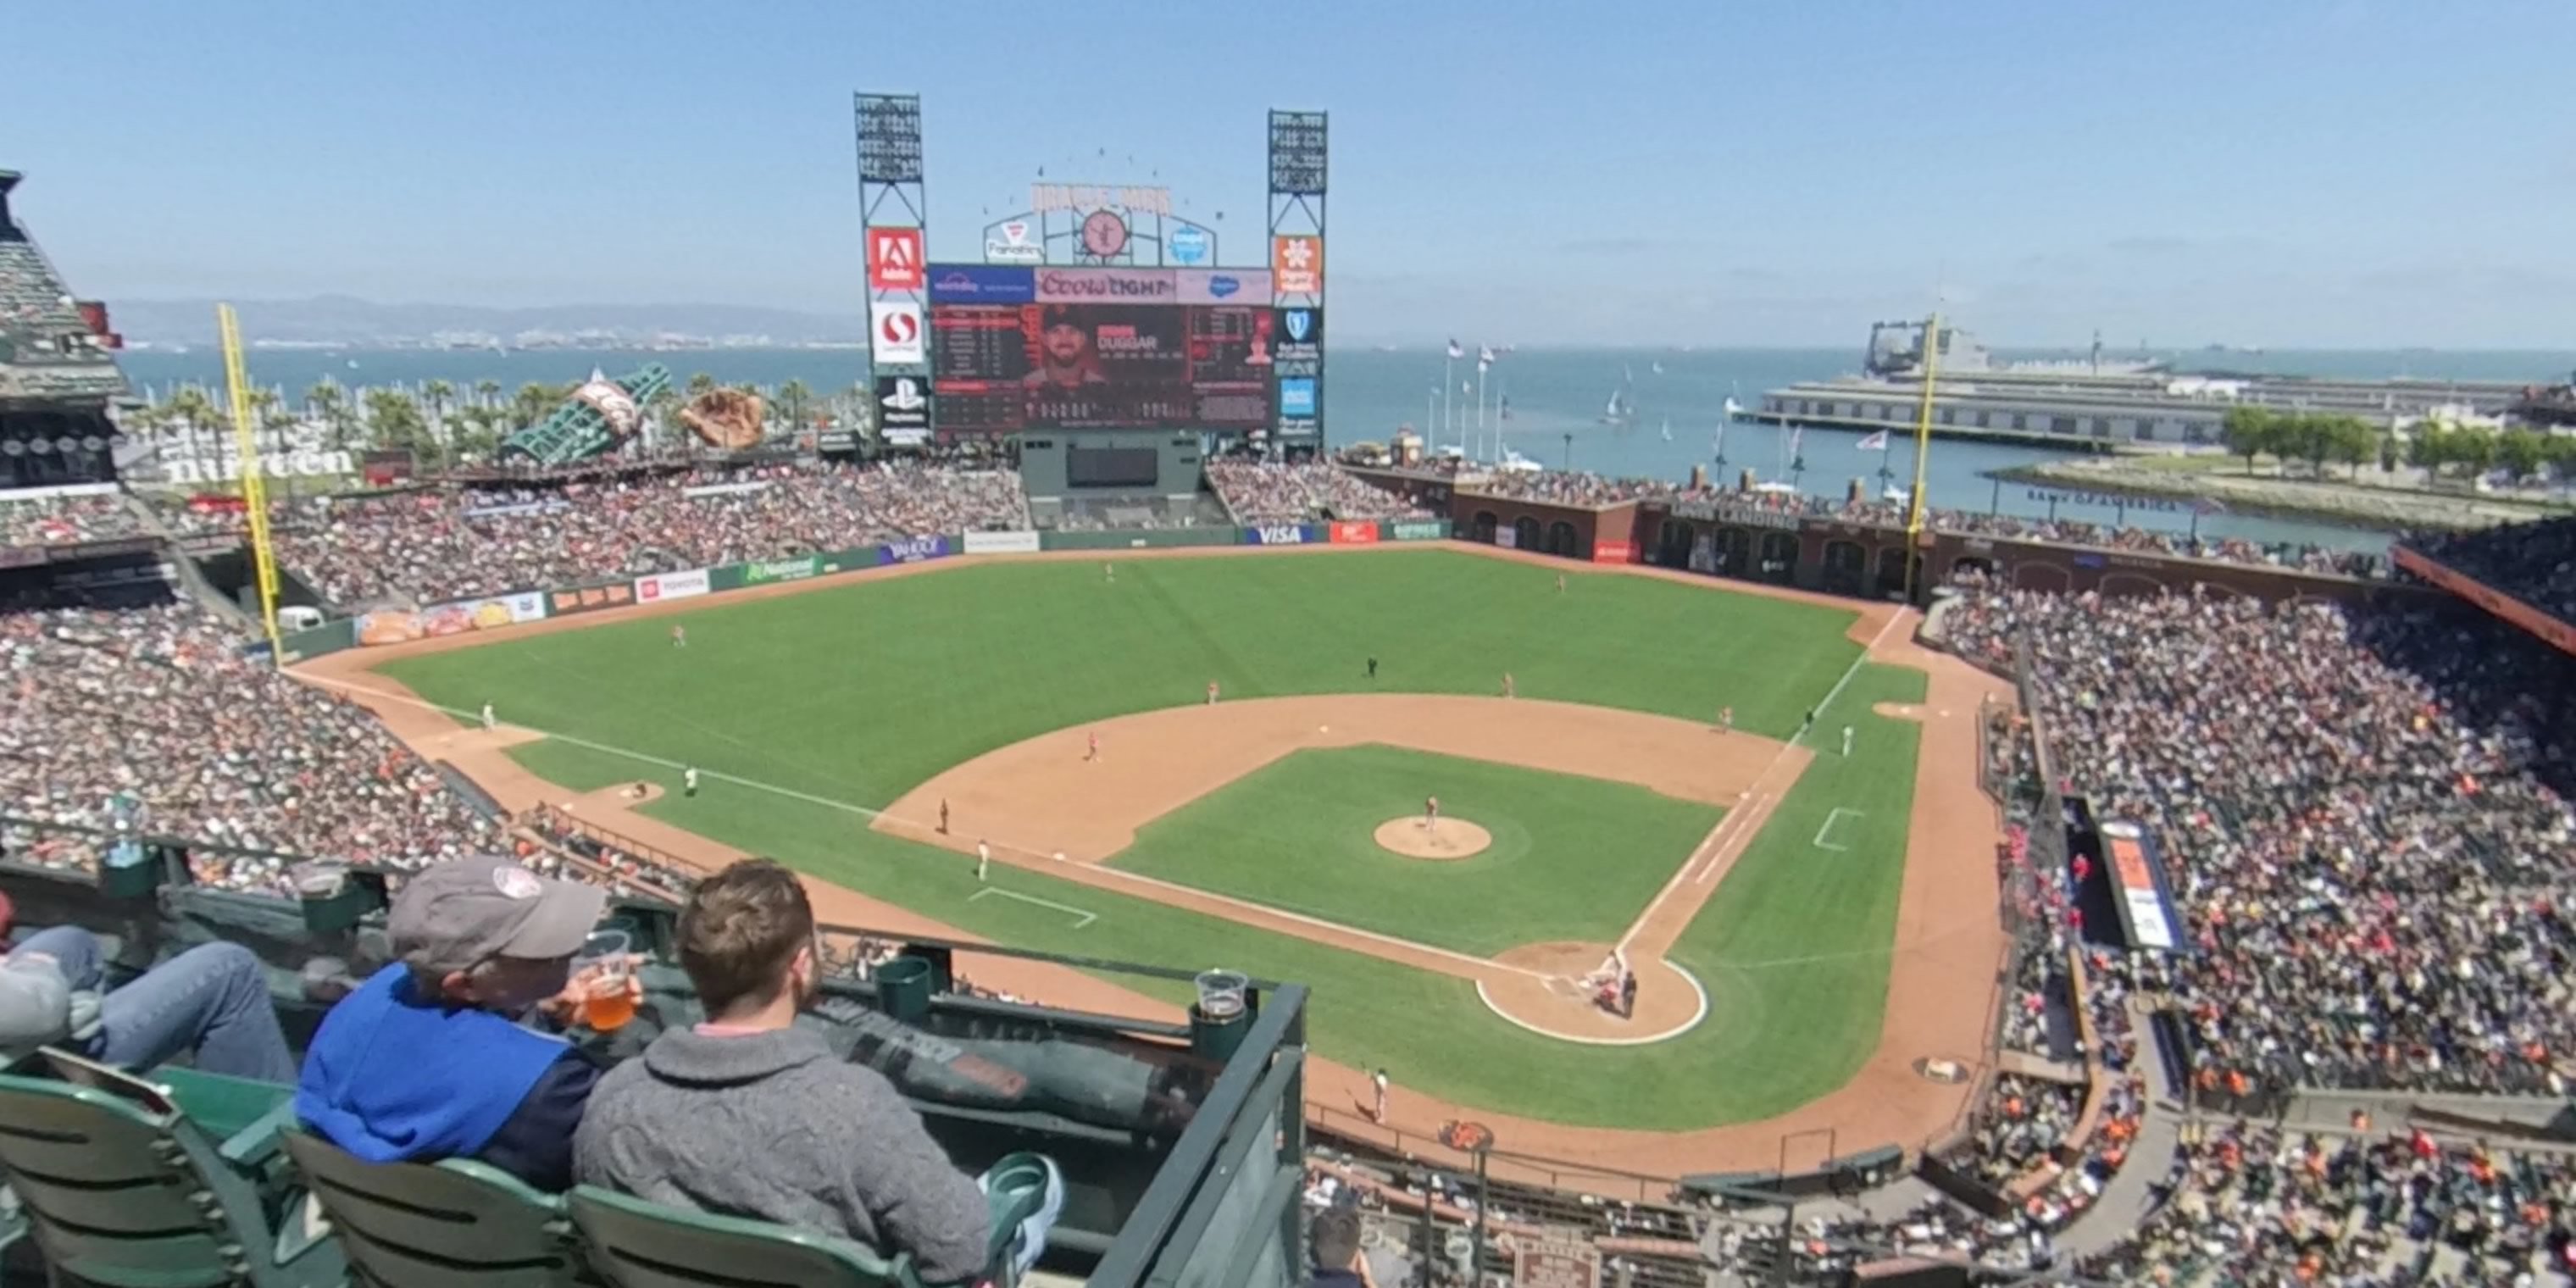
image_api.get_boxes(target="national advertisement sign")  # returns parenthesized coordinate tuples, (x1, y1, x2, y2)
(1243, 525, 1311, 546)
(872, 302, 926, 365)
(1034, 268, 1178, 303)
(1174, 270, 1269, 304)
(962, 530, 1041, 555)
(1167, 225, 1212, 265)
(1274, 307, 1322, 364)
(634, 569, 711, 602)
(1328, 521, 1378, 546)
(741, 555, 821, 586)
(1390, 520, 1448, 541)
(875, 375, 932, 435)
(866, 227, 926, 291)
(1271, 235, 1324, 294)
(878, 535, 951, 565)
(930, 264, 1036, 303)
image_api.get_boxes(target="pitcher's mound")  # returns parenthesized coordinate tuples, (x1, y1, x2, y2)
(1374, 816, 1491, 861)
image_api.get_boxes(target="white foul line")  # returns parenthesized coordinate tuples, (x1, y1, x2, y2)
(969, 886, 1098, 929)
(1613, 605, 1913, 954)
(1813, 807, 1863, 852)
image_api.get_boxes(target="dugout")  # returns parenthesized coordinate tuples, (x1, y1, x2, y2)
(1016, 430, 1205, 523)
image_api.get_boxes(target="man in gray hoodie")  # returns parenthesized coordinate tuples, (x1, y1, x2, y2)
(575, 860, 1052, 1283)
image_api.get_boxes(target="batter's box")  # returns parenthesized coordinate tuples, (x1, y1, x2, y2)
(969, 886, 1098, 929)
(1812, 808, 1864, 852)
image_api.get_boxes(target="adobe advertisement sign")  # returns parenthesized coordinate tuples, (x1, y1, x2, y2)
(1271, 236, 1323, 294)
(867, 227, 925, 291)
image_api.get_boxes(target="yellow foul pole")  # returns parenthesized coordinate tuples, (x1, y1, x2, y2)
(217, 304, 284, 658)
(1901, 312, 1941, 602)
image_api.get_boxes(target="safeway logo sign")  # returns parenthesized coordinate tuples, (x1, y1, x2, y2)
(1271, 236, 1324, 293)
(871, 302, 925, 365)
(868, 227, 924, 290)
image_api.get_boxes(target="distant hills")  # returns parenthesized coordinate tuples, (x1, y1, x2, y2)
(110, 296, 864, 347)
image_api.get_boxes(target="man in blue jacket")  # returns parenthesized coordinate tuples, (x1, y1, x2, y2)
(296, 855, 617, 1190)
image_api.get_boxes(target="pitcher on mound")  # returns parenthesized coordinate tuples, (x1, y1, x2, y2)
(1423, 795, 1440, 830)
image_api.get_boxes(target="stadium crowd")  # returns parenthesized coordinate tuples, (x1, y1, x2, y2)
(219, 461, 1032, 607)
(2409, 515, 2576, 625)
(0, 600, 498, 887)
(0, 491, 146, 550)
(2078, 1124, 2576, 1285)
(1946, 585, 2576, 1100)
(1205, 460, 1435, 525)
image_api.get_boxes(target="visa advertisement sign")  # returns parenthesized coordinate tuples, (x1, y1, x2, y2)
(1176, 270, 1271, 304)
(1243, 525, 1313, 546)
(929, 264, 1036, 303)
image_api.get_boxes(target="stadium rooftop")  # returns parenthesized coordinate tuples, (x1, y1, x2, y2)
(0, 168, 130, 405)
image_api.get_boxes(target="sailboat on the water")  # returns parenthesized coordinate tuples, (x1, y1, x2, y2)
(1599, 366, 1637, 426)
(1659, 417, 1673, 442)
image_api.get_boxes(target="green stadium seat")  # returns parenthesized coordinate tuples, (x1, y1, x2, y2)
(0, 1048, 342, 1288)
(281, 1124, 591, 1288)
(568, 1151, 1053, 1288)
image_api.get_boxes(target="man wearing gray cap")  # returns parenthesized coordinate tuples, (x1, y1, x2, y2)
(296, 855, 626, 1191)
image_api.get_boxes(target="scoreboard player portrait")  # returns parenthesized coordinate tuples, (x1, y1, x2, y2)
(1022, 305, 1111, 389)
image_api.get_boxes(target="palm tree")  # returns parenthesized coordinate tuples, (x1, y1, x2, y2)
(776, 379, 813, 438)
(686, 371, 717, 400)
(512, 383, 559, 432)
(474, 379, 501, 408)
(365, 387, 433, 467)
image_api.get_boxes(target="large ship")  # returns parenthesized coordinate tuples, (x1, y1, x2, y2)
(1756, 319, 2534, 450)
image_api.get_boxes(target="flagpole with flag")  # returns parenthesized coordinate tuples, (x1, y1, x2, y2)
(1857, 429, 1894, 496)
(1474, 346, 1495, 462)
(1443, 339, 1463, 451)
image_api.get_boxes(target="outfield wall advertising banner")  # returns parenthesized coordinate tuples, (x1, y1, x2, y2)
(1591, 540, 1635, 564)
(635, 569, 711, 602)
(1389, 520, 1449, 541)
(1328, 521, 1378, 545)
(963, 530, 1041, 554)
(547, 582, 637, 618)
(353, 591, 549, 647)
(1243, 525, 1312, 546)
(878, 535, 951, 565)
(1496, 527, 1519, 549)
(709, 555, 822, 591)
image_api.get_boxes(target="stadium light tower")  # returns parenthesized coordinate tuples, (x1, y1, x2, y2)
(1267, 110, 1327, 459)
(855, 93, 930, 433)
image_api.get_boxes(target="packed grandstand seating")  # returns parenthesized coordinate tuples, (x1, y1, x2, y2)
(1204, 459, 1436, 525)
(178, 461, 1034, 608)
(0, 599, 500, 886)
(2077, 1124, 2576, 1285)
(2408, 515, 2576, 624)
(1946, 586, 2576, 1100)
(0, 490, 145, 549)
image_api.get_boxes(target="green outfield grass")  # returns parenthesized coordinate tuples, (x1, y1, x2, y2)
(1107, 745, 1725, 957)
(386, 551, 1927, 1129)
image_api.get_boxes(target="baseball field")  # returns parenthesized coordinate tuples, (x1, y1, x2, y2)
(320, 546, 2008, 1163)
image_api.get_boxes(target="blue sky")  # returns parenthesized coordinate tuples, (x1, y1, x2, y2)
(7, 1, 2571, 347)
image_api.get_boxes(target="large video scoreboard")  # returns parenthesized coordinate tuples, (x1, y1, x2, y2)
(926, 265, 1280, 436)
